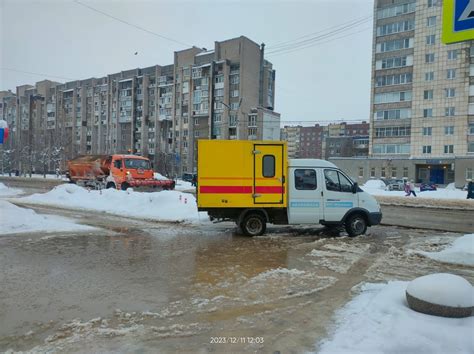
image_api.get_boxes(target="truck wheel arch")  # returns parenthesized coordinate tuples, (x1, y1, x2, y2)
(237, 209, 269, 227)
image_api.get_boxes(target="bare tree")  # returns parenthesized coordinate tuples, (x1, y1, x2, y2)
(1, 148, 14, 176)
(20, 145, 34, 177)
(36, 146, 50, 178)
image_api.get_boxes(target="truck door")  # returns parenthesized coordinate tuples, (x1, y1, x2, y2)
(323, 169, 358, 222)
(287, 168, 323, 224)
(253, 144, 285, 204)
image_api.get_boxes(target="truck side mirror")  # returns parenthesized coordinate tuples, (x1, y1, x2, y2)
(352, 182, 358, 194)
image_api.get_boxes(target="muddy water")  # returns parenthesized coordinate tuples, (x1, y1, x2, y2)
(0, 211, 472, 353)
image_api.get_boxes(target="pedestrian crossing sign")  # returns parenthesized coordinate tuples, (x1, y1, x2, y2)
(443, 0, 474, 43)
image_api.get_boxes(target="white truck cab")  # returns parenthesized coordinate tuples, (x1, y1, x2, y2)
(287, 159, 382, 236)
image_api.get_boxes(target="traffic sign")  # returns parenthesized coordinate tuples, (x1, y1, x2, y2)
(443, 0, 474, 44)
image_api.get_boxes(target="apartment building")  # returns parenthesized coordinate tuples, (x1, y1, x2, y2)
(280, 122, 369, 159)
(333, 0, 474, 187)
(3, 36, 280, 176)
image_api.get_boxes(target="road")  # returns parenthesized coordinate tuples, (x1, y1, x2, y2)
(0, 202, 473, 352)
(1, 176, 472, 233)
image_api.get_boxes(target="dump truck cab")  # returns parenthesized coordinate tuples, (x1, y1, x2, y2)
(197, 140, 381, 237)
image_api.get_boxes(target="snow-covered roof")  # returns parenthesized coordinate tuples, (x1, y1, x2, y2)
(196, 50, 214, 57)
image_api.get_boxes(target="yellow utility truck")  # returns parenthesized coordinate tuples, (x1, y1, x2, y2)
(197, 140, 382, 236)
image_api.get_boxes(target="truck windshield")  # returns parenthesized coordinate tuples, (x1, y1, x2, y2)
(124, 159, 150, 170)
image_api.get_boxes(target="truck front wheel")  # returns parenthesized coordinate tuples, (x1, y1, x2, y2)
(241, 213, 266, 236)
(345, 213, 367, 237)
(121, 182, 130, 191)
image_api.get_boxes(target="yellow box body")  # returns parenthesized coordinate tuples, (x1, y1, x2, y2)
(197, 140, 288, 209)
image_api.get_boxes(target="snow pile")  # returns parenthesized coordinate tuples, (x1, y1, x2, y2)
(363, 183, 468, 200)
(318, 281, 474, 354)
(17, 184, 206, 223)
(153, 172, 168, 181)
(174, 179, 194, 192)
(0, 182, 22, 197)
(0, 200, 96, 235)
(406, 273, 473, 308)
(361, 179, 386, 190)
(414, 234, 474, 266)
(446, 182, 457, 190)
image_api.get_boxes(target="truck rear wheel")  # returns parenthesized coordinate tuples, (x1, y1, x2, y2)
(106, 182, 116, 189)
(241, 213, 266, 237)
(345, 213, 367, 237)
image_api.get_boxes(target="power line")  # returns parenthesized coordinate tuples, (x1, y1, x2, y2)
(0, 67, 77, 81)
(267, 26, 372, 57)
(266, 17, 372, 55)
(72, 0, 193, 48)
(266, 15, 371, 50)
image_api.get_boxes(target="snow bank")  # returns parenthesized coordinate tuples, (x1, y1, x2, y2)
(415, 234, 474, 266)
(406, 273, 473, 308)
(153, 172, 168, 181)
(363, 184, 468, 200)
(0, 200, 96, 235)
(0, 182, 23, 197)
(318, 281, 474, 354)
(17, 184, 206, 223)
(361, 179, 386, 190)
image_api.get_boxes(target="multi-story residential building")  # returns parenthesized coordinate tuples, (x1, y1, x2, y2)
(4, 36, 280, 176)
(333, 0, 474, 187)
(281, 122, 369, 159)
(280, 125, 301, 158)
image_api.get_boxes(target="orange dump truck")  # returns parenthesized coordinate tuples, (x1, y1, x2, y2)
(67, 154, 175, 191)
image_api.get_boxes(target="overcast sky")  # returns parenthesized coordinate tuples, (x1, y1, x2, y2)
(0, 0, 373, 125)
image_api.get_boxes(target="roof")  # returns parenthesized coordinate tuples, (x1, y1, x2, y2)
(288, 159, 337, 169)
(115, 154, 149, 160)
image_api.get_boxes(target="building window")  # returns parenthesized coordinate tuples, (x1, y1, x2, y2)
(423, 127, 432, 136)
(445, 126, 454, 135)
(374, 91, 412, 104)
(376, 38, 413, 53)
(248, 115, 257, 127)
(426, 34, 435, 45)
(427, 16, 436, 26)
(423, 145, 432, 154)
(469, 123, 474, 135)
(214, 75, 224, 83)
(194, 130, 199, 137)
(375, 108, 411, 120)
(445, 107, 455, 116)
(424, 90, 433, 100)
(445, 88, 456, 98)
(359, 167, 364, 178)
(377, 2, 416, 20)
(295, 169, 317, 190)
(194, 118, 199, 125)
(467, 167, 474, 179)
(403, 167, 409, 178)
(248, 127, 257, 138)
(428, 0, 438, 7)
(377, 19, 415, 36)
(447, 50, 458, 60)
(231, 90, 239, 97)
(425, 72, 434, 81)
(375, 73, 412, 87)
(370, 167, 376, 177)
(425, 53, 435, 63)
(447, 69, 456, 79)
(423, 108, 433, 118)
(444, 145, 454, 154)
(469, 143, 474, 153)
(376, 55, 413, 70)
(381, 167, 386, 177)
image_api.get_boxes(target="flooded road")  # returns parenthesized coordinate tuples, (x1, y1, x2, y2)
(1, 207, 472, 353)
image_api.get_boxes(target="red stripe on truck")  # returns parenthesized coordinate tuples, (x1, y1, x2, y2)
(200, 186, 284, 194)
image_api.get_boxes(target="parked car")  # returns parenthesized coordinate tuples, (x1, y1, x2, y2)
(420, 183, 437, 191)
(385, 179, 405, 191)
(182, 173, 197, 183)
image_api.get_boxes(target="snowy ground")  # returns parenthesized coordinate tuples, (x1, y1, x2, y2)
(0, 200, 96, 235)
(0, 173, 68, 181)
(317, 281, 474, 354)
(412, 233, 474, 266)
(362, 179, 468, 199)
(0, 182, 23, 197)
(13, 184, 206, 223)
